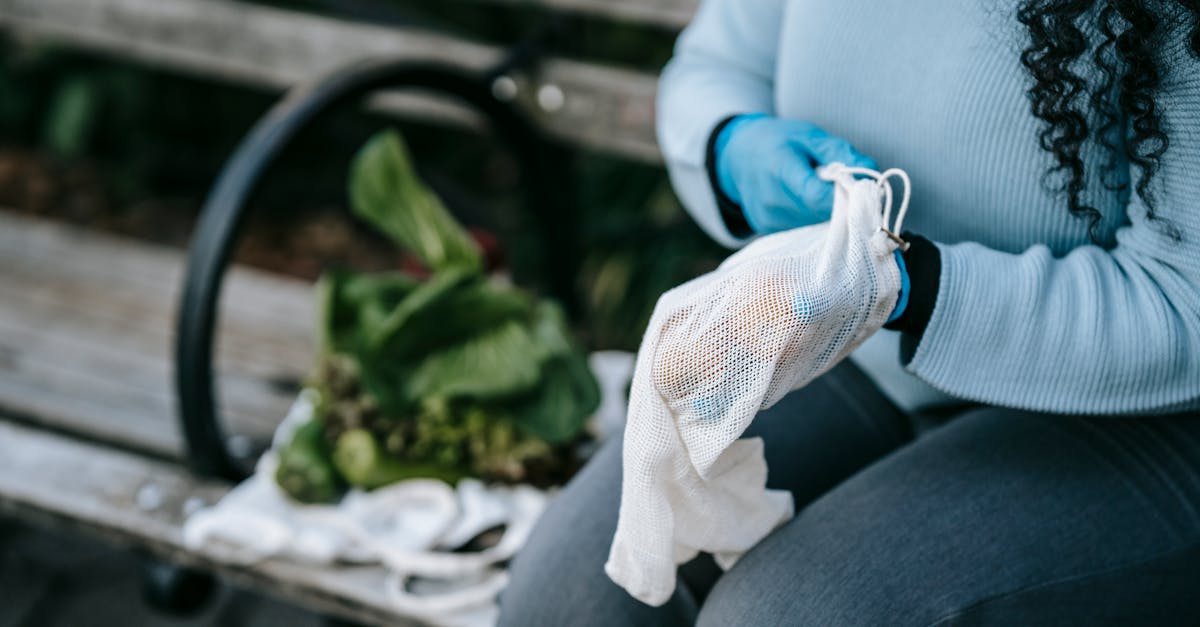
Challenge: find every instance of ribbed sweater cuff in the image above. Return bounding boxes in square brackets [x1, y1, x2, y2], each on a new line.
[704, 116, 755, 239]
[883, 234, 940, 363]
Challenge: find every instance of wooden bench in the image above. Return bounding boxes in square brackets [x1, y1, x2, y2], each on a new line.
[0, 1, 695, 623]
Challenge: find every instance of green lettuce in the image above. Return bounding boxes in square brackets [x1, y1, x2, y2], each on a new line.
[277, 130, 598, 503]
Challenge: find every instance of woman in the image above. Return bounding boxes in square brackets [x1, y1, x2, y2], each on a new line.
[500, 1, 1200, 624]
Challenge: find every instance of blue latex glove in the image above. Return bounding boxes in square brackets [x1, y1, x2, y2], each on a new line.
[715, 114, 878, 234]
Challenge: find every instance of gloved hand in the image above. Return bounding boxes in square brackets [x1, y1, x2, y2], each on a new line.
[714, 114, 877, 234]
[607, 164, 912, 606]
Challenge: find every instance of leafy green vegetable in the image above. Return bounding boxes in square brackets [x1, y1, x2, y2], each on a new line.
[317, 269, 423, 355]
[371, 273, 532, 359]
[504, 302, 600, 443]
[402, 318, 546, 401]
[275, 419, 344, 504]
[276, 129, 600, 503]
[349, 130, 483, 274]
[512, 351, 602, 444]
[334, 428, 466, 489]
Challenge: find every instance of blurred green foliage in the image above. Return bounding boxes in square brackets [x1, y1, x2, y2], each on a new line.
[0, 39, 275, 200]
[0, 2, 723, 350]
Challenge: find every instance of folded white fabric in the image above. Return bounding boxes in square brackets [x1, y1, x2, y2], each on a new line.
[183, 393, 549, 626]
[606, 164, 912, 605]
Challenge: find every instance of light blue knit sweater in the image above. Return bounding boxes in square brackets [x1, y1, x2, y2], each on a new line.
[658, 0, 1200, 415]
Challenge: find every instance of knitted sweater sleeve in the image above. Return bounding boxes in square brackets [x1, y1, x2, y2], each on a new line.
[908, 32, 1200, 414]
[656, 0, 785, 249]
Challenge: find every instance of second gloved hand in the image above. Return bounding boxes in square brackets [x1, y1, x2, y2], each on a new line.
[715, 114, 877, 234]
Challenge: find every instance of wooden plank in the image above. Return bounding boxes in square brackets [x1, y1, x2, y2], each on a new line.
[0, 0, 664, 162]
[468, 0, 695, 29]
[0, 210, 314, 459]
[0, 419, 426, 626]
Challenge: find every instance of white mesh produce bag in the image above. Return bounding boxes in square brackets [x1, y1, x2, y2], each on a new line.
[605, 164, 913, 606]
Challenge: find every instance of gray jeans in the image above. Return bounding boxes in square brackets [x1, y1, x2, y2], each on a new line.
[497, 362, 1200, 625]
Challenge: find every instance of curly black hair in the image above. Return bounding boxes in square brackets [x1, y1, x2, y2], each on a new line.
[1017, 0, 1200, 240]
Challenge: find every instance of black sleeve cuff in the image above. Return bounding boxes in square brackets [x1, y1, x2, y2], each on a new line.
[704, 115, 754, 239]
[883, 234, 940, 363]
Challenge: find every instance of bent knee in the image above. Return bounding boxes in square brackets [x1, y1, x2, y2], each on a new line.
[498, 441, 697, 626]
[696, 526, 928, 626]
[498, 442, 621, 625]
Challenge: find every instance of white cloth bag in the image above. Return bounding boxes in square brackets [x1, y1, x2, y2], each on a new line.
[182, 392, 549, 627]
[605, 164, 913, 606]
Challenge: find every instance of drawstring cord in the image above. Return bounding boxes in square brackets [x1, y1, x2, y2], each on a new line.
[818, 164, 912, 252]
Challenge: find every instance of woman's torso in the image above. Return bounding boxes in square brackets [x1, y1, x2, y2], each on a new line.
[773, 0, 1131, 254]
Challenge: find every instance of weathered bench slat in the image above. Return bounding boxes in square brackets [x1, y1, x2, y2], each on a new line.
[0, 418, 424, 626]
[467, 0, 696, 29]
[0, 211, 313, 458]
[0, 0, 663, 162]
